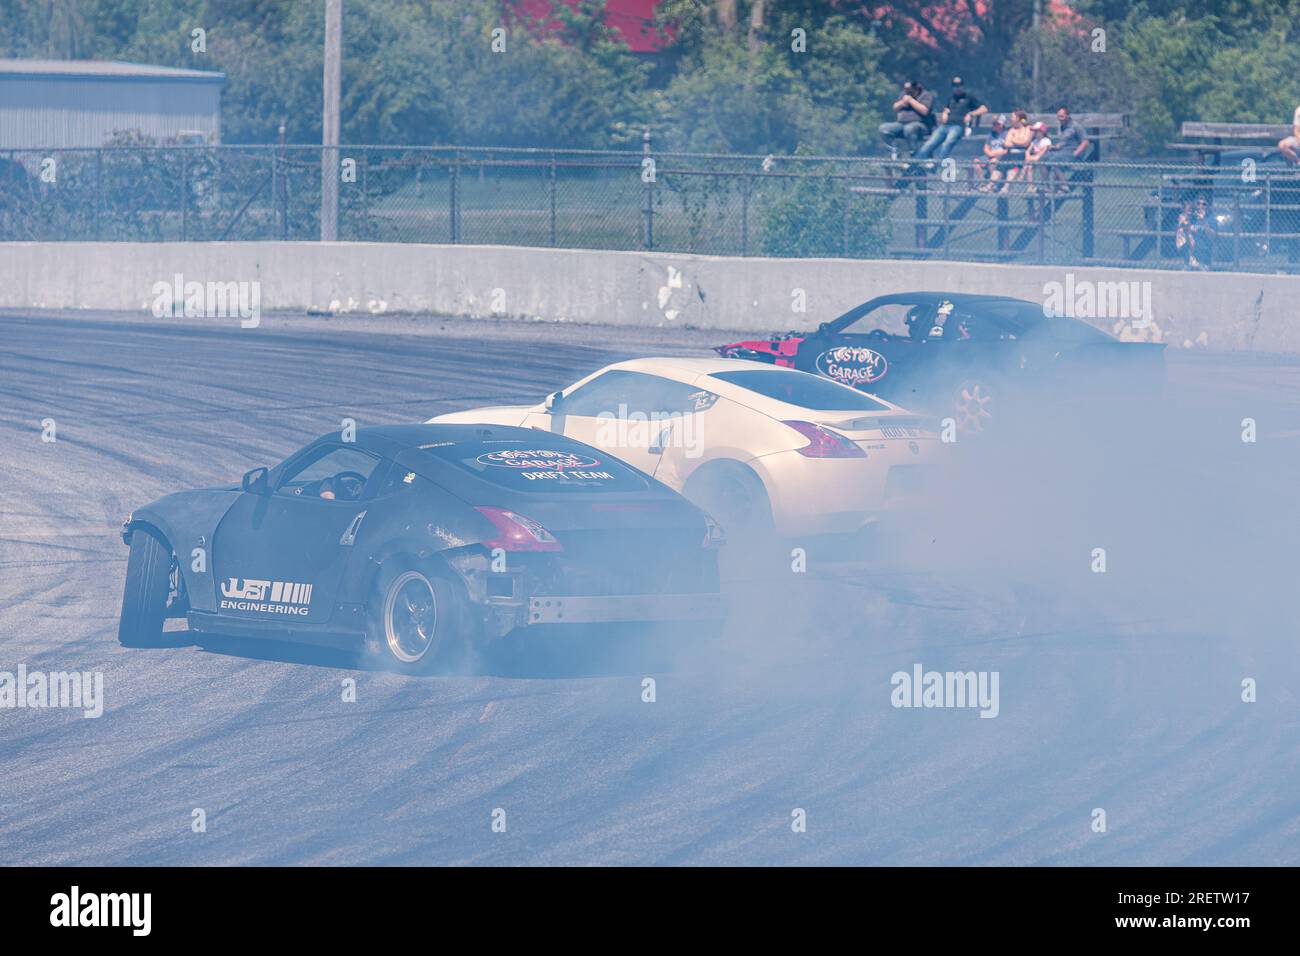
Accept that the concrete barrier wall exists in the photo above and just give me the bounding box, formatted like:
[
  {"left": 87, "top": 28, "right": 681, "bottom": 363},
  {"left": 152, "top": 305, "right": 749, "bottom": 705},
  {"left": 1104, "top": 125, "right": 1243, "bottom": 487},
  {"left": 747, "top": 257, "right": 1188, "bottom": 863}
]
[{"left": 2, "top": 241, "right": 1298, "bottom": 351}]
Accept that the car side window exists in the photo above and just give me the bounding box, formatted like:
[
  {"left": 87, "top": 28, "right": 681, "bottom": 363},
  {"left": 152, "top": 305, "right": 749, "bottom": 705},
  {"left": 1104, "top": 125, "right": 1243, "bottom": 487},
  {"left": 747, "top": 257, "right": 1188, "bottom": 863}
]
[
  {"left": 842, "top": 304, "right": 911, "bottom": 335},
  {"left": 620, "top": 373, "right": 715, "bottom": 417},
  {"left": 276, "top": 445, "right": 382, "bottom": 502},
  {"left": 946, "top": 309, "right": 982, "bottom": 340},
  {"left": 559, "top": 371, "right": 641, "bottom": 417},
  {"left": 370, "top": 459, "right": 423, "bottom": 497},
  {"left": 560, "top": 370, "right": 713, "bottom": 419}
]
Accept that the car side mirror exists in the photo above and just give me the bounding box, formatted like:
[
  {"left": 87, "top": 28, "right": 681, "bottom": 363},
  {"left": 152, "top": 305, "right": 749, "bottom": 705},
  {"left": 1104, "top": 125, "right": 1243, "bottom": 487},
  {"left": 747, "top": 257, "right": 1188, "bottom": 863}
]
[
  {"left": 545, "top": 390, "right": 564, "bottom": 412},
  {"left": 242, "top": 466, "right": 271, "bottom": 495}
]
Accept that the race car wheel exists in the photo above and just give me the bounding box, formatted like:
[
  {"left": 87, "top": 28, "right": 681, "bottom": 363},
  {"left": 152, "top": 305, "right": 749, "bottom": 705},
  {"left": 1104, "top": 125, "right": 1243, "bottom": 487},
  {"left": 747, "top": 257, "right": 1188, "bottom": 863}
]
[
  {"left": 367, "top": 561, "right": 475, "bottom": 674},
  {"left": 118, "top": 528, "right": 175, "bottom": 648},
  {"left": 951, "top": 379, "right": 996, "bottom": 434},
  {"left": 384, "top": 570, "right": 440, "bottom": 664},
  {"left": 684, "top": 462, "right": 773, "bottom": 542}
]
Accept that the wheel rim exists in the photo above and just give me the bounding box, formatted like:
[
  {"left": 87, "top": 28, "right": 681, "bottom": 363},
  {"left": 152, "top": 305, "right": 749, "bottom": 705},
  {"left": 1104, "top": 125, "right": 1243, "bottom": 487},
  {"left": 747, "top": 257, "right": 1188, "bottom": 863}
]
[
  {"left": 719, "top": 473, "right": 756, "bottom": 524},
  {"left": 953, "top": 381, "right": 994, "bottom": 433},
  {"left": 697, "top": 470, "right": 750, "bottom": 530},
  {"left": 166, "top": 554, "right": 182, "bottom": 610},
  {"left": 384, "top": 571, "right": 438, "bottom": 663}
]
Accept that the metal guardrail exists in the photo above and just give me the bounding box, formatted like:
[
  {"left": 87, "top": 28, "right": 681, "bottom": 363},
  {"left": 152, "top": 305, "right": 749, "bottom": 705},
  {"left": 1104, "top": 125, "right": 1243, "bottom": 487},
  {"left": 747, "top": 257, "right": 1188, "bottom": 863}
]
[{"left": 1, "top": 144, "right": 1298, "bottom": 272}]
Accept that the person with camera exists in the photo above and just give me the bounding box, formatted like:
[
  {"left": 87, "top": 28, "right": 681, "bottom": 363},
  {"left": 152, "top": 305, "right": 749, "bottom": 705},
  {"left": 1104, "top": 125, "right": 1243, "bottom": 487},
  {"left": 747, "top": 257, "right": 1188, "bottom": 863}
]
[{"left": 880, "top": 80, "right": 935, "bottom": 159}]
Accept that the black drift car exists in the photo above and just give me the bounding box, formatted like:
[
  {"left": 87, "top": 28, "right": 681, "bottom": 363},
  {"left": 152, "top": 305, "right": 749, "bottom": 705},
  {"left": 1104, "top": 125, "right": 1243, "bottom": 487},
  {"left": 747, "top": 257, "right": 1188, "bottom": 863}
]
[
  {"left": 118, "top": 424, "right": 724, "bottom": 672},
  {"left": 717, "top": 292, "right": 1165, "bottom": 432}
]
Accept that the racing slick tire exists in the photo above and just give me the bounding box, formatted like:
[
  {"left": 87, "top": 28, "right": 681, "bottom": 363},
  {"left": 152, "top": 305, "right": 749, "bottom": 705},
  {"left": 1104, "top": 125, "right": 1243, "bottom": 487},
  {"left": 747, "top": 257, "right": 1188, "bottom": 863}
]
[
  {"left": 683, "top": 462, "right": 773, "bottom": 544},
  {"left": 118, "top": 528, "right": 176, "bottom": 647},
  {"left": 365, "top": 560, "right": 477, "bottom": 674}
]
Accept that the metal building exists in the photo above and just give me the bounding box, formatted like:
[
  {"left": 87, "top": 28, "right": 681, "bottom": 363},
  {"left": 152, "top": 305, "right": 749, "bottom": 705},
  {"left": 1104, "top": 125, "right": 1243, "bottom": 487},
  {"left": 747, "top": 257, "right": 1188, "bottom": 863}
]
[{"left": 0, "top": 59, "right": 224, "bottom": 149}]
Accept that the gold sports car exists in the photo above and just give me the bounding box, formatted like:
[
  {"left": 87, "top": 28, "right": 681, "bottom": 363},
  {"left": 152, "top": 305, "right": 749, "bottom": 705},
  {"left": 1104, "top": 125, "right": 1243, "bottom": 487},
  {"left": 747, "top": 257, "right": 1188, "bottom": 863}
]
[{"left": 429, "top": 357, "right": 942, "bottom": 538}]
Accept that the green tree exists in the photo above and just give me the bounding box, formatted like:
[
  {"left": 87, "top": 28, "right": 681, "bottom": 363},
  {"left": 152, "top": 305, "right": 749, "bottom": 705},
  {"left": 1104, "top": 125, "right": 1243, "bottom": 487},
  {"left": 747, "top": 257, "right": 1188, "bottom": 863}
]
[
  {"left": 655, "top": 5, "right": 892, "bottom": 155},
  {"left": 758, "top": 151, "right": 891, "bottom": 257},
  {"left": 1195, "top": 20, "right": 1300, "bottom": 125}
]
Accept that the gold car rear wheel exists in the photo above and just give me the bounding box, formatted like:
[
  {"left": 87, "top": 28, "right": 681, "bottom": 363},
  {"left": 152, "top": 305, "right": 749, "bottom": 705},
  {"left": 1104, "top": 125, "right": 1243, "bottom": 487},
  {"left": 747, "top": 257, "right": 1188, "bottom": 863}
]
[{"left": 952, "top": 379, "right": 995, "bottom": 434}]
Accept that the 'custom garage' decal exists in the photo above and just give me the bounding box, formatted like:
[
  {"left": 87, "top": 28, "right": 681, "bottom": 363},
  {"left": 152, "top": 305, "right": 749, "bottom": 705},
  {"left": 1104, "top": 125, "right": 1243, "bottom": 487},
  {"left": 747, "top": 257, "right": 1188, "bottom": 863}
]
[{"left": 815, "top": 346, "right": 888, "bottom": 387}]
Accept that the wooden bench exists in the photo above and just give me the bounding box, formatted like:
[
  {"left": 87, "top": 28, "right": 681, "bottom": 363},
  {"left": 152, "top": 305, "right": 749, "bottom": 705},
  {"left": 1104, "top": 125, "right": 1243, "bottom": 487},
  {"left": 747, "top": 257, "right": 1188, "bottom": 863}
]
[
  {"left": 1169, "top": 121, "right": 1294, "bottom": 164},
  {"left": 885, "top": 246, "right": 1022, "bottom": 261},
  {"left": 1111, "top": 229, "right": 1157, "bottom": 260}
]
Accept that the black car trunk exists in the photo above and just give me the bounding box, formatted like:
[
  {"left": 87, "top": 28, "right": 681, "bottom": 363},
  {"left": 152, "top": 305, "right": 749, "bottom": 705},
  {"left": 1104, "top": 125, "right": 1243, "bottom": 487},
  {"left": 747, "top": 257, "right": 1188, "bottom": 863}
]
[{"left": 507, "top": 496, "right": 714, "bottom": 596}]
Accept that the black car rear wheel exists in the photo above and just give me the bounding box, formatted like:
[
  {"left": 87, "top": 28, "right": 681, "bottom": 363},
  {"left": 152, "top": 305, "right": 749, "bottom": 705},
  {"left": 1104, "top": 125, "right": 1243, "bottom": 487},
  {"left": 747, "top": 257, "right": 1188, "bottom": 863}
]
[
  {"left": 384, "top": 570, "right": 440, "bottom": 664},
  {"left": 367, "top": 561, "right": 475, "bottom": 674}
]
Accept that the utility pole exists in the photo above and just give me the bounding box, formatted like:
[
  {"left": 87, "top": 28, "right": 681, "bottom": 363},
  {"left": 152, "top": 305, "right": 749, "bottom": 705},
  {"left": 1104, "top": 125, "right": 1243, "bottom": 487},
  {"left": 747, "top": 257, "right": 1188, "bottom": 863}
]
[
  {"left": 1031, "top": 0, "right": 1041, "bottom": 113},
  {"left": 321, "top": 0, "right": 342, "bottom": 242}
]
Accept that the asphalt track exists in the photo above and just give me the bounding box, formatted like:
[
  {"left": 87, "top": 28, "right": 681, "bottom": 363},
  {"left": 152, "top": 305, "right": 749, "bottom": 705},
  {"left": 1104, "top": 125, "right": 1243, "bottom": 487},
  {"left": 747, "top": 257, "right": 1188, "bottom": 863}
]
[{"left": 1, "top": 309, "right": 1297, "bottom": 865}]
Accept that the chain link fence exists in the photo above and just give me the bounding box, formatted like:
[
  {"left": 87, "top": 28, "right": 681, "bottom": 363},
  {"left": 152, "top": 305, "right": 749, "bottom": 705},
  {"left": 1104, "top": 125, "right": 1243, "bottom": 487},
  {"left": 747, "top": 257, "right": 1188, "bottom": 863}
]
[{"left": 2, "top": 145, "right": 1298, "bottom": 273}]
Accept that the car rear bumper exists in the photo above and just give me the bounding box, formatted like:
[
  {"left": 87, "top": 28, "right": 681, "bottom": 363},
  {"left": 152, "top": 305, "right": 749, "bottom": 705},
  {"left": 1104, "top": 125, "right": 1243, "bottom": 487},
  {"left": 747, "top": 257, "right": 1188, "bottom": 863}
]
[
  {"left": 750, "top": 442, "right": 942, "bottom": 536},
  {"left": 525, "top": 592, "right": 725, "bottom": 625},
  {"left": 446, "top": 549, "right": 723, "bottom": 637}
]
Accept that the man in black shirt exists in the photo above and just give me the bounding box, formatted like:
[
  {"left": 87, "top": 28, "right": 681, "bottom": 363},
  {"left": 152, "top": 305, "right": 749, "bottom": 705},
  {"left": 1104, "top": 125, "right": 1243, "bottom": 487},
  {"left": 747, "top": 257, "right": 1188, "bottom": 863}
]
[
  {"left": 915, "top": 76, "right": 987, "bottom": 161},
  {"left": 879, "top": 80, "right": 935, "bottom": 158}
]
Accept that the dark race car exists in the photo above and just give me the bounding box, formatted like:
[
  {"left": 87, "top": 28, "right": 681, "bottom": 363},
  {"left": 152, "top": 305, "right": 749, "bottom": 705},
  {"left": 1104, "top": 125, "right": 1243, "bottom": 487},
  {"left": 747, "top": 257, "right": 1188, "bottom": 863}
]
[
  {"left": 716, "top": 292, "right": 1165, "bottom": 432},
  {"left": 118, "top": 424, "right": 724, "bottom": 672}
]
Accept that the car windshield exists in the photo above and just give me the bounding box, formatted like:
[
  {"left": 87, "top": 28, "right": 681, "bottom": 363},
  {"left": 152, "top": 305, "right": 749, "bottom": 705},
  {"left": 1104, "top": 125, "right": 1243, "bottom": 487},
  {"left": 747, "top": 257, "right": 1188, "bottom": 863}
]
[
  {"left": 419, "top": 438, "right": 650, "bottom": 492},
  {"left": 709, "top": 369, "right": 892, "bottom": 411}
]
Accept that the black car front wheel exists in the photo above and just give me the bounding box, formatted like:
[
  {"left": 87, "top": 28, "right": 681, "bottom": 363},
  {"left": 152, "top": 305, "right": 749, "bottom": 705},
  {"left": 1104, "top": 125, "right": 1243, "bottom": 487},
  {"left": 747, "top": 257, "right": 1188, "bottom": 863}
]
[{"left": 118, "top": 528, "right": 177, "bottom": 647}]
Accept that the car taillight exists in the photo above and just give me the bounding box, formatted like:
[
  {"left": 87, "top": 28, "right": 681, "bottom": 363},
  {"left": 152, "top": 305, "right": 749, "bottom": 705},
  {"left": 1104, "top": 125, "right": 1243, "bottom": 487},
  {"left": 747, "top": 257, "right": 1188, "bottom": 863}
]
[
  {"left": 475, "top": 507, "right": 563, "bottom": 552},
  {"left": 701, "top": 512, "right": 726, "bottom": 549},
  {"left": 783, "top": 420, "right": 866, "bottom": 458}
]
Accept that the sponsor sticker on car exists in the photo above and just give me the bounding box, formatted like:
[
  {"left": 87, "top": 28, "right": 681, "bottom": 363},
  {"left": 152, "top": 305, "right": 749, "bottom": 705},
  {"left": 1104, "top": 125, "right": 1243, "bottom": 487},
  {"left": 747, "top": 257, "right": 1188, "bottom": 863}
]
[
  {"left": 219, "top": 577, "right": 313, "bottom": 616},
  {"left": 881, "top": 425, "right": 923, "bottom": 439},
  {"left": 429, "top": 440, "right": 649, "bottom": 492},
  {"left": 476, "top": 449, "right": 600, "bottom": 470},
  {"left": 474, "top": 449, "right": 616, "bottom": 481},
  {"left": 815, "top": 345, "right": 888, "bottom": 387}
]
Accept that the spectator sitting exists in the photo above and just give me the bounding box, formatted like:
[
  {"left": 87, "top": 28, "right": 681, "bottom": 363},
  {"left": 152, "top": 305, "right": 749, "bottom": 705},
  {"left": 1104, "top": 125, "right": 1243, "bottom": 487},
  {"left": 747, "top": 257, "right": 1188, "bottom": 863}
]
[
  {"left": 998, "top": 109, "right": 1034, "bottom": 192},
  {"left": 880, "top": 80, "right": 935, "bottom": 159},
  {"left": 914, "top": 75, "right": 987, "bottom": 162},
  {"left": 1024, "top": 122, "right": 1053, "bottom": 208},
  {"left": 1175, "top": 196, "right": 1211, "bottom": 267},
  {"left": 1027, "top": 122, "right": 1053, "bottom": 163},
  {"left": 977, "top": 114, "right": 1008, "bottom": 191},
  {"left": 1043, "top": 105, "right": 1092, "bottom": 192},
  {"left": 1279, "top": 103, "right": 1300, "bottom": 165}
]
